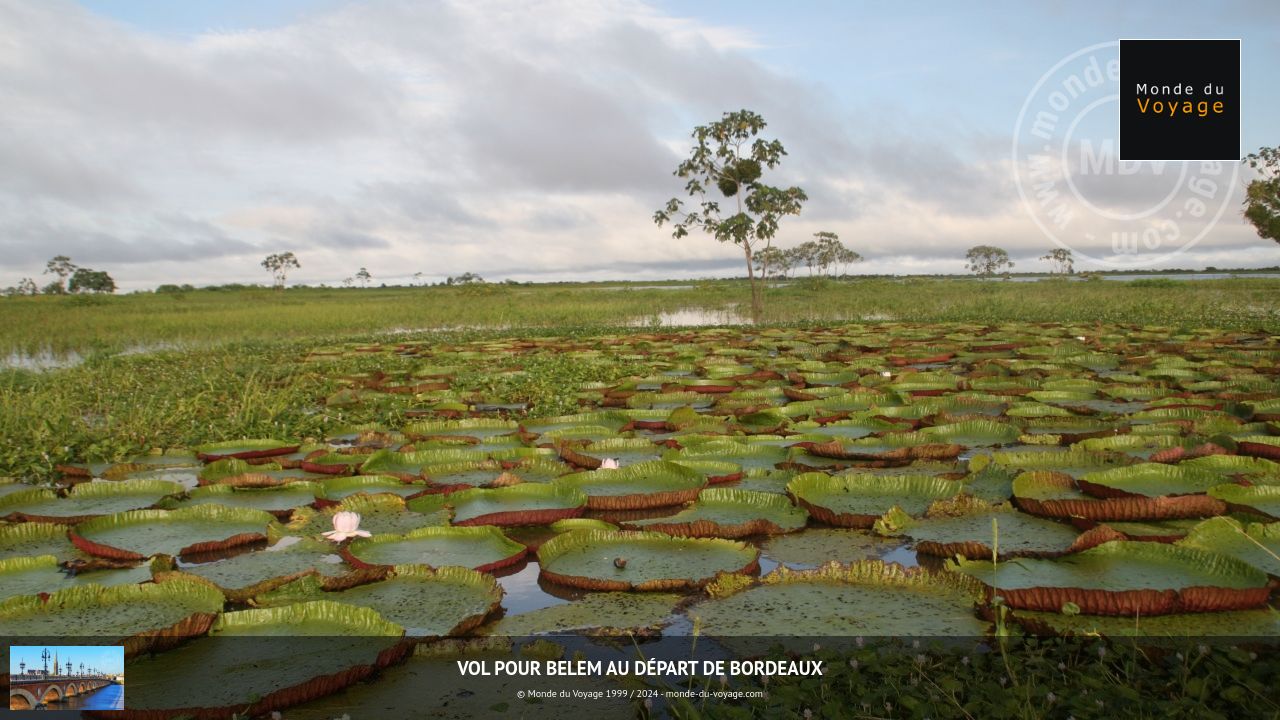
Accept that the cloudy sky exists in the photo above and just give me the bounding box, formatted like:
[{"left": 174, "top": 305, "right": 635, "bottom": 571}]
[{"left": 2, "top": 0, "right": 1278, "bottom": 290}]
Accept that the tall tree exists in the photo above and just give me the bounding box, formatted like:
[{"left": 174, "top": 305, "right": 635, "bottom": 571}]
[
  {"left": 1243, "top": 147, "right": 1280, "bottom": 244},
  {"left": 261, "top": 252, "right": 300, "bottom": 290},
  {"left": 355, "top": 267, "right": 372, "bottom": 287},
  {"left": 965, "top": 245, "right": 1014, "bottom": 277},
  {"left": 68, "top": 268, "right": 116, "bottom": 294},
  {"left": 654, "top": 110, "right": 807, "bottom": 322},
  {"left": 1040, "top": 248, "right": 1074, "bottom": 274},
  {"left": 43, "top": 255, "right": 77, "bottom": 294}
]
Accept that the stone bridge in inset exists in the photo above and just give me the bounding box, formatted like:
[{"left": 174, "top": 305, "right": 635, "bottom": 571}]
[{"left": 9, "top": 675, "right": 117, "bottom": 710}]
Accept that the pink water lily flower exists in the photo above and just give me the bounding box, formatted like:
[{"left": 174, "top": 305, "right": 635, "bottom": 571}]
[
  {"left": 322, "top": 511, "right": 372, "bottom": 542},
  {"left": 601, "top": 458, "right": 620, "bottom": 469}
]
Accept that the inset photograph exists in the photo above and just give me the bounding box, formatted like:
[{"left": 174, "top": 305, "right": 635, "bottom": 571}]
[{"left": 8, "top": 646, "right": 123, "bottom": 711}]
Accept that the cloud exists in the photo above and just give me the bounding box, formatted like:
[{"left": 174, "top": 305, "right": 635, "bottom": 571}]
[{"left": 0, "top": 0, "right": 1274, "bottom": 292}]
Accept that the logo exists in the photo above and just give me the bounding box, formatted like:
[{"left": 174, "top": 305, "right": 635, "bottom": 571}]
[{"left": 1012, "top": 41, "right": 1239, "bottom": 267}]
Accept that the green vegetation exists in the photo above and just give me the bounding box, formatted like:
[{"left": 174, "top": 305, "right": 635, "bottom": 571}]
[{"left": 2, "top": 277, "right": 1279, "bottom": 358}]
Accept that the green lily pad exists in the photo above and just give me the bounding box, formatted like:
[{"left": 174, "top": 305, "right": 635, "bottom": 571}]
[
  {"left": 321, "top": 474, "right": 429, "bottom": 499},
  {"left": 171, "top": 537, "right": 349, "bottom": 600},
  {"left": 345, "top": 526, "right": 526, "bottom": 573},
  {"left": 761, "top": 528, "right": 902, "bottom": 569},
  {"left": 884, "top": 503, "right": 1083, "bottom": 559},
  {"left": 620, "top": 488, "right": 808, "bottom": 537},
  {"left": 121, "top": 601, "right": 403, "bottom": 713},
  {"left": 553, "top": 460, "right": 707, "bottom": 510},
  {"left": 537, "top": 529, "right": 758, "bottom": 591},
  {"left": 950, "top": 540, "right": 1271, "bottom": 615},
  {"left": 280, "top": 639, "right": 628, "bottom": 720},
  {"left": 290, "top": 494, "right": 450, "bottom": 538},
  {"left": 194, "top": 439, "right": 301, "bottom": 461},
  {"left": 0, "top": 575, "right": 224, "bottom": 638},
  {"left": 173, "top": 481, "right": 324, "bottom": 514},
  {"left": 1079, "top": 463, "right": 1223, "bottom": 497},
  {"left": 360, "top": 449, "right": 489, "bottom": 479},
  {"left": 786, "top": 472, "right": 962, "bottom": 528},
  {"left": 0, "top": 479, "right": 184, "bottom": 521},
  {"left": 488, "top": 592, "right": 683, "bottom": 636},
  {"left": 263, "top": 564, "right": 500, "bottom": 637},
  {"left": 0, "top": 555, "right": 151, "bottom": 602},
  {"left": 917, "top": 420, "right": 1020, "bottom": 446},
  {"left": 408, "top": 483, "right": 587, "bottom": 526},
  {"left": 1209, "top": 484, "right": 1280, "bottom": 519},
  {"left": 0, "top": 522, "right": 76, "bottom": 562},
  {"left": 72, "top": 505, "right": 279, "bottom": 560},
  {"left": 1177, "top": 517, "right": 1280, "bottom": 576},
  {"left": 688, "top": 561, "right": 987, "bottom": 638}
]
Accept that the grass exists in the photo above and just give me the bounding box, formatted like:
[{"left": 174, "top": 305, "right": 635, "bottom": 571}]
[
  {"left": 0, "top": 335, "right": 645, "bottom": 479},
  {"left": 2, "top": 277, "right": 1278, "bottom": 358}
]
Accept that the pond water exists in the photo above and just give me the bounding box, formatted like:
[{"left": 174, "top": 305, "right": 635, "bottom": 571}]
[{"left": 628, "top": 308, "right": 751, "bottom": 327}]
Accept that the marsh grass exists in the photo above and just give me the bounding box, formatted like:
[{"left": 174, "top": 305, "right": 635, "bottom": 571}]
[{"left": 2, "top": 278, "right": 1277, "bottom": 358}]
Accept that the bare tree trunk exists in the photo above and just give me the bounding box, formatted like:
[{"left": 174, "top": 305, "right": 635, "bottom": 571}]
[{"left": 743, "top": 244, "right": 762, "bottom": 323}]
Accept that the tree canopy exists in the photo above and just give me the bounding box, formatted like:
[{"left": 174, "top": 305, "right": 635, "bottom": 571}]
[
  {"left": 1243, "top": 147, "right": 1280, "bottom": 244},
  {"left": 261, "top": 252, "right": 300, "bottom": 290},
  {"left": 654, "top": 109, "right": 807, "bottom": 321},
  {"left": 965, "top": 245, "right": 1014, "bottom": 277}
]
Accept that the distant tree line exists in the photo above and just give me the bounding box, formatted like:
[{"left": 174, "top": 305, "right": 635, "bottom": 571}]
[{"left": 2, "top": 255, "right": 116, "bottom": 297}]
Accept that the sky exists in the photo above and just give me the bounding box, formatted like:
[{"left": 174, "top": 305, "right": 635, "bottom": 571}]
[
  {"left": 9, "top": 645, "right": 124, "bottom": 675},
  {"left": 1, "top": 0, "right": 1278, "bottom": 291}
]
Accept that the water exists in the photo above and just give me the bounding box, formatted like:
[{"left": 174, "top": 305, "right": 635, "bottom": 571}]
[
  {"left": 628, "top": 308, "right": 750, "bottom": 327},
  {"left": 2, "top": 342, "right": 186, "bottom": 372},
  {"left": 22, "top": 684, "right": 125, "bottom": 713}
]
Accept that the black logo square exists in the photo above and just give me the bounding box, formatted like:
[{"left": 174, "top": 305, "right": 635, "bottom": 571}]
[{"left": 1119, "top": 39, "right": 1240, "bottom": 161}]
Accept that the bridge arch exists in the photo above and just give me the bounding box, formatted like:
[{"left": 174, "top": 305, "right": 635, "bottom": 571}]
[
  {"left": 41, "top": 684, "right": 64, "bottom": 704},
  {"left": 64, "top": 683, "right": 78, "bottom": 697},
  {"left": 10, "top": 689, "right": 39, "bottom": 711}
]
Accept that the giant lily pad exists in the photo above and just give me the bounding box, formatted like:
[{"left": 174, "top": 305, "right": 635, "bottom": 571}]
[
  {"left": 343, "top": 526, "right": 526, "bottom": 573},
  {"left": 620, "top": 488, "right": 808, "bottom": 538},
  {"left": 194, "top": 439, "right": 301, "bottom": 461},
  {"left": 488, "top": 592, "right": 683, "bottom": 636},
  {"left": 1013, "top": 470, "right": 1226, "bottom": 521},
  {"left": 0, "top": 554, "right": 151, "bottom": 601},
  {"left": 880, "top": 502, "right": 1088, "bottom": 559},
  {"left": 1177, "top": 516, "right": 1280, "bottom": 576},
  {"left": 553, "top": 460, "right": 707, "bottom": 510},
  {"left": 537, "top": 530, "right": 759, "bottom": 591},
  {"left": 255, "top": 564, "right": 501, "bottom": 637},
  {"left": 688, "top": 561, "right": 987, "bottom": 638},
  {"left": 322, "top": 474, "right": 429, "bottom": 500},
  {"left": 120, "top": 601, "right": 404, "bottom": 716},
  {"left": 761, "top": 529, "right": 901, "bottom": 569},
  {"left": 917, "top": 420, "right": 1020, "bottom": 446},
  {"left": 1078, "top": 463, "right": 1223, "bottom": 498},
  {"left": 408, "top": 483, "right": 587, "bottom": 526},
  {"left": 290, "top": 494, "right": 450, "bottom": 538},
  {"left": 949, "top": 540, "right": 1272, "bottom": 615},
  {"left": 0, "top": 576, "right": 224, "bottom": 647},
  {"left": 786, "top": 472, "right": 962, "bottom": 528},
  {"left": 172, "top": 481, "right": 324, "bottom": 517},
  {"left": 359, "top": 449, "right": 488, "bottom": 480},
  {"left": 0, "top": 479, "right": 184, "bottom": 523},
  {"left": 162, "top": 537, "right": 350, "bottom": 601},
  {"left": 71, "top": 505, "right": 279, "bottom": 561},
  {"left": 0, "top": 522, "right": 76, "bottom": 562},
  {"left": 1209, "top": 483, "right": 1280, "bottom": 519}
]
